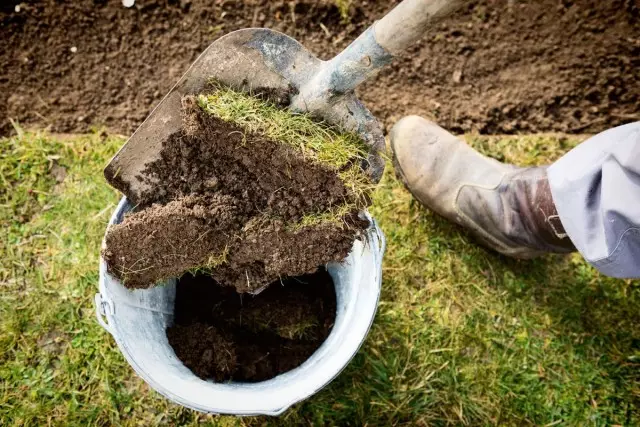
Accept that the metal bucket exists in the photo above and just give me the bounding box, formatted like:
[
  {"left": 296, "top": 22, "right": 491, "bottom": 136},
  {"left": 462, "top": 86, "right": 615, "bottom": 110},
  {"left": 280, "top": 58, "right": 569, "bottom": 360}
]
[{"left": 95, "top": 197, "right": 385, "bottom": 415}]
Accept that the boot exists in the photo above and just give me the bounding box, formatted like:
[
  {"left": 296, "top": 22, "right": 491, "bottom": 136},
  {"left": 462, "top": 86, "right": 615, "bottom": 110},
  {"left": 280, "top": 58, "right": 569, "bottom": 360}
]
[{"left": 389, "top": 116, "right": 575, "bottom": 258}]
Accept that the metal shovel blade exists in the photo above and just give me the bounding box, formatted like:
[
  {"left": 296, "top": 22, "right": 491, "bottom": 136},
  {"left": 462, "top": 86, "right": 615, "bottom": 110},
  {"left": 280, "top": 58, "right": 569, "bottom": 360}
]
[
  {"left": 105, "top": 0, "right": 466, "bottom": 202},
  {"left": 104, "top": 28, "right": 385, "bottom": 204}
]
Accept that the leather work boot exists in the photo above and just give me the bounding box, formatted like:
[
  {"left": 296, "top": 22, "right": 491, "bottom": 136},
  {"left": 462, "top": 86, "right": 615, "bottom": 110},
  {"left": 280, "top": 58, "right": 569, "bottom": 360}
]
[{"left": 389, "top": 116, "right": 575, "bottom": 258}]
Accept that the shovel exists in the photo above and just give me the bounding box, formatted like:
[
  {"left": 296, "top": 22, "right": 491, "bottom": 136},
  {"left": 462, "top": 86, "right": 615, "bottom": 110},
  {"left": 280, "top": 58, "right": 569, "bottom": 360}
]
[{"left": 105, "top": 0, "right": 466, "bottom": 203}]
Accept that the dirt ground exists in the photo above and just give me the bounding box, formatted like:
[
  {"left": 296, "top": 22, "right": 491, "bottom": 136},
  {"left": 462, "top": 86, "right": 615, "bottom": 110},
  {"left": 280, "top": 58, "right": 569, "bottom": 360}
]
[
  {"left": 2, "top": 0, "right": 638, "bottom": 138},
  {"left": 167, "top": 268, "right": 336, "bottom": 382}
]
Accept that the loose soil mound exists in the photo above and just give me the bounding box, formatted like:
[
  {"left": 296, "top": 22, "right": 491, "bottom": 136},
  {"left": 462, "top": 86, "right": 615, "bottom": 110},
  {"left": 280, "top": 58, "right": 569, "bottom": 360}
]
[
  {"left": 2, "top": 0, "right": 638, "bottom": 137},
  {"left": 167, "top": 268, "right": 336, "bottom": 382},
  {"left": 102, "top": 95, "right": 369, "bottom": 292}
]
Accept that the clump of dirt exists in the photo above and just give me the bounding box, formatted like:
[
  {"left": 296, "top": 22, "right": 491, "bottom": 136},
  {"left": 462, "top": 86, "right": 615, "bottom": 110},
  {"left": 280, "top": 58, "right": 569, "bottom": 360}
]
[
  {"left": 167, "top": 268, "right": 336, "bottom": 382},
  {"left": 102, "top": 95, "right": 369, "bottom": 292}
]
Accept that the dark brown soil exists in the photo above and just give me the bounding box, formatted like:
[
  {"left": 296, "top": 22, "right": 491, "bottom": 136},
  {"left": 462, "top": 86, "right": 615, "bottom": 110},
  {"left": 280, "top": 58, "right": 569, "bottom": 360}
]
[
  {"left": 1, "top": 0, "right": 638, "bottom": 137},
  {"left": 166, "top": 268, "right": 336, "bottom": 382},
  {"left": 102, "top": 95, "right": 369, "bottom": 292}
]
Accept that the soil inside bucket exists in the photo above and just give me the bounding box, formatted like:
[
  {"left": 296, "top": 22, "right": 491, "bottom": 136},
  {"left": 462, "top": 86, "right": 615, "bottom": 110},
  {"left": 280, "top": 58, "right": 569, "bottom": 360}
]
[
  {"left": 102, "top": 94, "right": 370, "bottom": 293},
  {"left": 166, "top": 267, "right": 336, "bottom": 382}
]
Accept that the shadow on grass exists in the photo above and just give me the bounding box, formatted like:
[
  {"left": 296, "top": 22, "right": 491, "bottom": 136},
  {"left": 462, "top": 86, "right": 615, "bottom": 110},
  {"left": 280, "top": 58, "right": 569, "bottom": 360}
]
[
  {"left": 422, "top": 201, "right": 640, "bottom": 352},
  {"left": 426, "top": 206, "right": 640, "bottom": 419}
]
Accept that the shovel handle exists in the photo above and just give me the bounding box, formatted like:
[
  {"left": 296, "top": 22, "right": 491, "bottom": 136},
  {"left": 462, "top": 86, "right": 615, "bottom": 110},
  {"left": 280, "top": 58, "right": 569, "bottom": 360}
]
[
  {"left": 373, "top": 0, "right": 464, "bottom": 55},
  {"left": 319, "top": 0, "right": 466, "bottom": 94},
  {"left": 290, "top": 0, "right": 466, "bottom": 118}
]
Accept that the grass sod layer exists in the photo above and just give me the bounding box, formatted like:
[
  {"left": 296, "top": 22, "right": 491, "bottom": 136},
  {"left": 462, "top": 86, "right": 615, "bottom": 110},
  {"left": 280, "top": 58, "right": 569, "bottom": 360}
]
[
  {"left": 197, "top": 84, "right": 375, "bottom": 237},
  {"left": 102, "top": 86, "right": 373, "bottom": 291},
  {"left": 196, "top": 85, "right": 372, "bottom": 211},
  {"left": 2, "top": 130, "right": 640, "bottom": 425}
]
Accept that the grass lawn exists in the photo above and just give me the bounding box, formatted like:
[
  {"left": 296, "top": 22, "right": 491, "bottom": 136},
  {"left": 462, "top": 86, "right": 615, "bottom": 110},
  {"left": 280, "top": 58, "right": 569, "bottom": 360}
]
[{"left": 1, "top": 129, "right": 639, "bottom": 426}]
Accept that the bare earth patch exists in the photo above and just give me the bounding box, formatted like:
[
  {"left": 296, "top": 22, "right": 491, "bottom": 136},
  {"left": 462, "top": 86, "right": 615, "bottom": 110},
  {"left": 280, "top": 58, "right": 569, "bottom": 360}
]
[{"left": 2, "top": 0, "right": 638, "bottom": 136}]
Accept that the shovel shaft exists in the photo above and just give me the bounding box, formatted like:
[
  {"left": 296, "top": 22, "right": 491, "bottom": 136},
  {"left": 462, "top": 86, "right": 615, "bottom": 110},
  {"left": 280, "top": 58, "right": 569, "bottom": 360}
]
[
  {"left": 333, "top": 0, "right": 466, "bottom": 90},
  {"left": 291, "top": 0, "right": 465, "bottom": 113},
  {"left": 373, "top": 0, "right": 465, "bottom": 55}
]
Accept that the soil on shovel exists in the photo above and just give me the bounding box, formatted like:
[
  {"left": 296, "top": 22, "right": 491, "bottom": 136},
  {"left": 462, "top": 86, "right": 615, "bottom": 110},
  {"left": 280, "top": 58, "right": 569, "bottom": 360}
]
[
  {"left": 166, "top": 267, "right": 336, "bottom": 382},
  {"left": 102, "top": 94, "right": 369, "bottom": 293}
]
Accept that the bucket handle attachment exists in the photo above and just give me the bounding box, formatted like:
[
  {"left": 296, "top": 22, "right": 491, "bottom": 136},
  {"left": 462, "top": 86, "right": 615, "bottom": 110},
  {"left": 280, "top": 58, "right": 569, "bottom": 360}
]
[{"left": 94, "top": 293, "right": 115, "bottom": 335}]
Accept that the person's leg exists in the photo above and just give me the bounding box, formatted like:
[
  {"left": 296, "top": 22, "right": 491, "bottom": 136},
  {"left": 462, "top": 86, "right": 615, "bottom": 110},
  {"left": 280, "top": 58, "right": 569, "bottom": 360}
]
[
  {"left": 390, "top": 117, "right": 640, "bottom": 277},
  {"left": 547, "top": 122, "right": 640, "bottom": 278}
]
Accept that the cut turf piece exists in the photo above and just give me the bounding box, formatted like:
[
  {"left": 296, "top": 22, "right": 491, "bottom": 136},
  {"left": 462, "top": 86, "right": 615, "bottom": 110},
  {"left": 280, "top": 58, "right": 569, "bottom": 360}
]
[
  {"left": 103, "top": 87, "right": 373, "bottom": 292},
  {"left": 196, "top": 82, "right": 372, "bottom": 205}
]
